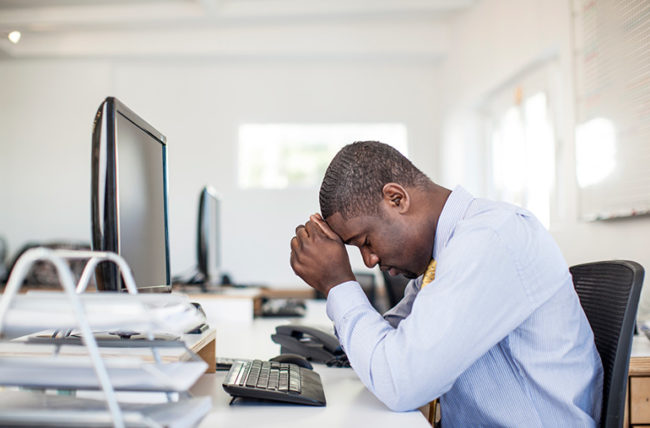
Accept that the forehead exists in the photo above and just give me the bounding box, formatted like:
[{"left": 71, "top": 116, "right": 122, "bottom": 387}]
[{"left": 326, "top": 212, "right": 380, "bottom": 244}]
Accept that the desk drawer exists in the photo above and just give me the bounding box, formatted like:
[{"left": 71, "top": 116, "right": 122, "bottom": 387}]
[{"left": 631, "top": 377, "right": 650, "bottom": 424}]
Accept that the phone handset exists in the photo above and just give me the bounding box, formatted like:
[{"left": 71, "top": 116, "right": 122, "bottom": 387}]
[{"left": 271, "top": 324, "right": 349, "bottom": 367}]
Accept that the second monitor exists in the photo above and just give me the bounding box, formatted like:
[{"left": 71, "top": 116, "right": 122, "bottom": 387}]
[{"left": 196, "top": 185, "right": 223, "bottom": 288}]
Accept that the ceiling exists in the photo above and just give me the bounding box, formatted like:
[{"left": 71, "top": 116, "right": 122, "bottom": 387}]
[{"left": 0, "top": 0, "right": 477, "bottom": 60}]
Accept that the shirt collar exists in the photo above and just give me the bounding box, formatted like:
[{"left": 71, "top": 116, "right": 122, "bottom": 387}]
[{"left": 432, "top": 185, "right": 474, "bottom": 260}]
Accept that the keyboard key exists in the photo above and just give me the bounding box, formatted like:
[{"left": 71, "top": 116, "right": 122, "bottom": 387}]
[
  {"left": 227, "top": 361, "right": 245, "bottom": 386},
  {"left": 269, "top": 368, "right": 279, "bottom": 390},
  {"left": 245, "top": 366, "right": 260, "bottom": 387},
  {"left": 289, "top": 378, "right": 301, "bottom": 393}
]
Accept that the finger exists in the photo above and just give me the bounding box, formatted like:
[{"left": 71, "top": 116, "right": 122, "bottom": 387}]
[
  {"left": 289, "top": 249, "right": 303, "bottom": 276},
  {"left": 295, "top": 224, "right": 309, "bottom": 239},
  {"left": 309, "top": 214, "right": 340, "bottom": 241},
  {"left": 289, "top": 246, "right": 298, "bottom": 270},
  {"left": 290, "top": 235, "right": 299, "bottom": 251},
  {"left": 304, "top": 220, "right": 322, "bottom": 239}
]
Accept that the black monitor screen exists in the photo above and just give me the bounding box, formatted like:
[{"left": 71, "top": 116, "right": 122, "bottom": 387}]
[
  {"left": 197, "top": 186, "right": 221, "bottom": 286},
  {"left": 116, "top": 113, "right": 168, "bottom": 288},
  {"left": 91, "top": 97, "right": 171, "bottom": 292}
]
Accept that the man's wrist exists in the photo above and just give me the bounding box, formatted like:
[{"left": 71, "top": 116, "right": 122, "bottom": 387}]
[
  {"left": 322, "top": 275, "right": 355, "bottom": 297},
  {"left": 326, "top": 280, "right": 370, "bottom": 322}
]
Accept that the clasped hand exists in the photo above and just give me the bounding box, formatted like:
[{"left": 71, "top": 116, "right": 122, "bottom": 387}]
[{"left": 290, "top": 213, "right": 355, "bottom": 296}]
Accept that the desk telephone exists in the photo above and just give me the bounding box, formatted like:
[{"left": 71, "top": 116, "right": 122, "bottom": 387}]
[{"left": 271, "top": 325, "right": 350, "bottom": 367}]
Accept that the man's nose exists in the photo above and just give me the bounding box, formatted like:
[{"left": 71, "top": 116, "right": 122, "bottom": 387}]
[{"left": 361, "top": 248, "right": 379, "bottom": 268}]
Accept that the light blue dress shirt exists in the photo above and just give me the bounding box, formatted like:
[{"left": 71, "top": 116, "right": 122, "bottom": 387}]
[{"left": 326, "top": 186, "right": 603, "bottom": 427}]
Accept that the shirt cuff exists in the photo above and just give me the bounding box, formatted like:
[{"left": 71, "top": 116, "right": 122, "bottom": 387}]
[{"left": 326, "top": 281, "right": 371, "bottom": 323}]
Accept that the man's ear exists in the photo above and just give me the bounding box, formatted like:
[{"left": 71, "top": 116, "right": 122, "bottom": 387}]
[{"left": 382, "top": 183, "right": 410, "bottom": 214}]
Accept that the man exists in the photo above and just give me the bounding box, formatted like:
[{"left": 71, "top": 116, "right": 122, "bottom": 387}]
[{"left": 290, "top": 141, "right": 603, "bottom": 427}]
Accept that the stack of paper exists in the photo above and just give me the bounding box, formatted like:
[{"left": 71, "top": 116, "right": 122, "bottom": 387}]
[
  {"left": 0, "top": 390, "right": 211, "bottom": 428},
  {"left": 2, "top": 292, "right": 205, "bottom": 338},
  {"left": 0, "top": 356, "right": 207, "bottom": 391}
]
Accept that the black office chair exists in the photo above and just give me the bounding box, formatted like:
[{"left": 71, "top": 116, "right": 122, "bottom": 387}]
[
  {"left": 354, "top": 271, "right": 382, "bottom": 311},
  {"left": 4, "top": 241, "right": 92, "bottom": 288},
  {"left": 313, "top": 271, "right": 381, "bottom": 310},
  {"left": 0, "top": 236, "right": 7, "bottom": 283},
  {"left": 570, "top": 260, "right": 645, "bottom": 428},
  {"left": 382, "top": 271, "right": 411, "bottom": 309}
]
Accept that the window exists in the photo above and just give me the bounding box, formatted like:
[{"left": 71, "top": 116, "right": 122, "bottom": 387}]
[
  {"left": 238, "top": 123, "right": 408, "bottom": 189},
  {"left": 485, "top": 70, "right": 556, "bottom": 229}
]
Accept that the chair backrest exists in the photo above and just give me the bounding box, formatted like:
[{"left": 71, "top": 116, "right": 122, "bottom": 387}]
[
  {"left": 570, "top": 260, "right": 645, "bottom": 428},
  {"left": 314, "top": 271, "right": 379, "bottom": 309},
  {"left": 355, "top": 272, "right": 380, "bottom": 310},
  {"left": 382, "top": 271, "right": 410, "bottom": 309}
]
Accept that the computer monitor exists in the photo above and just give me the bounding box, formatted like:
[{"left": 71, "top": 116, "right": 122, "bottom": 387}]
[
  {"left": 196, "top": 185, "right": 222, "bottom": 287},
  {"left": 91, "top": 97, "right": 171, "bottom": 292}
]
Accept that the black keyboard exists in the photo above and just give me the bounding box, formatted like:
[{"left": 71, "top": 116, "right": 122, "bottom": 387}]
[{"left": 222, "top": 359, "right": 326, "bottom": 406}]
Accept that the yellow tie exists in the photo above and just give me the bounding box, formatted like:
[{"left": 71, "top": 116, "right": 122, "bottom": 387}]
[
  {"left": 420, "top": 258, "right": 441, "bottom": 427},
  {"left": 421, "top": 259, "right": 437, "bottom": 289}
]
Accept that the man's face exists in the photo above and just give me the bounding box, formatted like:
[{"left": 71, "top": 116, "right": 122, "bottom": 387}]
[{"left": 325, "top": 206, "right": 432, "bottom": 280}]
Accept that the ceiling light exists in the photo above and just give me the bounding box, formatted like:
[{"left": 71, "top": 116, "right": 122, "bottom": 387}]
[{"left": 8, "top": 31, "right": 21, "bottom": 44}]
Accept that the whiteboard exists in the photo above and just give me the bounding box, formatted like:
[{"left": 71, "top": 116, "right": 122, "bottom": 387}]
[{"left": 572, "top": 0, "right": 650, "bottom": 220}]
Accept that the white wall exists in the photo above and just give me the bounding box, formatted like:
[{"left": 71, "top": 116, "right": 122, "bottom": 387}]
[
  {"left": 438, "top": 0, "right": 650, "bottom": 319},
  {"left": 0, "top": 60, "right": 111, "bottom": 244},
  {"left": 0, "top": 57, "right": 441, "bottom": 287}
]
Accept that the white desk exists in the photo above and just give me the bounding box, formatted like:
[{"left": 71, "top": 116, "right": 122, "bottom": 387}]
[{"left": 190, "top": 300, "right": 430, "bottom": 428}]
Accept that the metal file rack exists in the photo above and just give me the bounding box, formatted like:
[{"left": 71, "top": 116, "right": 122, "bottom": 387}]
[{"left": 0, "top": 248, "right": 211, "bottom": 428}]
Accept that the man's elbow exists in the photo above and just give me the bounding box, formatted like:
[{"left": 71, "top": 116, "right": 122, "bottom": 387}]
[
  {"left": 375, "top": 388, "right": 425, "bottom": 412},
  {"left": 371, "top": 375, "right": 449, "bottom": 412},
  {"left": 384, "top": 399, "right": 417, "bottom": 412}
]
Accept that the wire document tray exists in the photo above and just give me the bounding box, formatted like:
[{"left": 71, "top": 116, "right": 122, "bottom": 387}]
[{"left": 0, "top": 248, "right": 211, "bottom": 428}]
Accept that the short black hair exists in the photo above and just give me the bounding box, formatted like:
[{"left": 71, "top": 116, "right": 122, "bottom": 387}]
[{"left": 319, "top": 141, "right": 430, "bottom": 220}]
